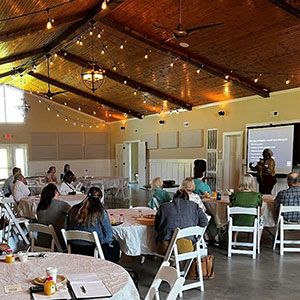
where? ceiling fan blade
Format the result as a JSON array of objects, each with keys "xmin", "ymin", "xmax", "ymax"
[
  {"xmin": 163, "ymin": 36, "xmax": 176, "ymax": 43},
  {"xmin": 186, "ymin": 22, "xmax": 223, "ymax": 35},
  {"xmin": 52, "ymin": 90, "xmax": 67, "ymax": 96},
  {"xmin": 153, "ymin": 23, "xmax": 173, "ymax": 32}
]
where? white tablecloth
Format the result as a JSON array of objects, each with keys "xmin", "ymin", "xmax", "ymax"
[
  {"xmin": 0, "ymin": 253, "xmax": 140, "ymax": 300},
  {"xmin": 18, "ymin": 194, "xmax": 86, "ymax": 219},
  {"xmin": 28, "ymin": 185, "xmax": 44, "ymax": 196},
  {"xmin": 79, "ymin": 176, "xmax": 122, "ymax": 190},
  {"xmin": 108, "ymin": 208, "xmax": 157, "ymax": 256}
]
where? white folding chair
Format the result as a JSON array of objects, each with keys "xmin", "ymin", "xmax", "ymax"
[
  {"xmin": 273, "ymin": 204, "xmax": 300, "ymax": 255},
  {"xmin": 0, "ymin": 196, "xmax": 30, "ymax": 245},
  {"xmin": 27, "ymin": 223, "xmax": 62, "ymax": 252},
  {"xmin": 152, "ymin": 197, "xmax": 160, "ymax": 209},
  {"xmin": 113, "ymin": 177, "xmax": 130, "ymax": 201},
  {"xmin": 227, "ymin": 206, "xmax": 260, "ymax": 259},
  {"xmin": 61, "ymin": 229, "xmax": 105, "ymax": 259},
  {"xmin": 163, "ymin": 226, "xmax": 207, "ymax": 296},
  {"xmin": 144, "ymin": 261, "xmax": 185, "ymax": 300}
]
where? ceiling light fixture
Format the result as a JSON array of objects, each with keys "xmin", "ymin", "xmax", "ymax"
[
  {"xmin": 46, "ymin": 9, "xmax": 54, "ymax": 29},
  {"xmin": 81, "ymin": 20, "xmax": 105, "ymax": 93},
  {"xmin": 179, "ymin": 42, "xmax": 189, "ymax": 48}
]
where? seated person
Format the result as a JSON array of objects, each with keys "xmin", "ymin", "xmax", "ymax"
[
  {"xmin": 193, "ymin": 167, "xmax": 212, "ymax": 195},
  {"xmin": 230, "ymin": 174, "xmax": 263, "ymax": 242},
  {"xmin": 182, "ymin": 177, "xmax": 219, "ymax": 244},
  {"xmin": 60, "ymin": 171, "xmax": 76, "ymax": 195},
  {"xmin": 155, "ymin": 189, "xmax": 208, "ymax": 255},
  {"xmin": 60, "ymin": 164, "xmax": 76, "ymax": 182},
  {"xmin": 0, "ymin": 243, "xmax": 10, "ymax": 253},
  {"xmin": 274, "ymin": 172, "xmax": 300, "ymax": 222},
  {"xmin": 45, "ymin": 166, "xmax": 57, "ymax": 183},
  {"xmin": 148, "ymin": 177, "xmax": 171, "ymax": 209},
  {"xmin": 182, "ymin": 177, "xmax": 206, "ymax": 212},
  {"xmin": 2, "ymin": 167, "xmax": 21, "ymax": 197},
  {"xmin": 67, "ymin": 187, "xmax": 120, "ymax": 263},
  {"xmin": 37, "ymin": 183, "xmax": 71, "ymax": 249},
  {"xmin": 12, "ymin": 174, "xmax": 30, "ymax": 203}
]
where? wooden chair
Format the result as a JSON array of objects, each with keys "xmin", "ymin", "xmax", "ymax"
[
  {"xmin": 0, "ymin": 196, "xmax": 30, "ymax": 245},
  {"xmin": 144, "ymin": 261, "xmax": 185, "ymax": 300},
  {"xmin": 61, "ymin": 229, "xmax": 105, "ymax": 259},
  {"xmin": 227, "ymin": 206, "xmax": 260, "ymax": 259},
  {"xmin": 163, "ymin": 226, "xmax": 208, "ymax": 296},
  {"xmin": 27, "ymin": 223, "xmax": 62, "ymax": 252},
  {"xmin": 273, "ymin": 204, "xmax": 300, "ymax": 255}
]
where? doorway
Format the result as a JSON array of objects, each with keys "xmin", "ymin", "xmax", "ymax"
[
  {"xmin": 0, "ymin": 144, "xmax": 28, "ymax": 178},
  {"xmin": 115, "ymin": 141, "xmax": 147, "ymax": 188},
  {"xmin": 222, "ymin": 132, "xmax": 243, "ymax": 191}
]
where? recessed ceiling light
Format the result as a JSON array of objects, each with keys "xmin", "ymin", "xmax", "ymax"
[{"xmin": 179, "ymin": 42, "xmax": 189, "ymax": 48}]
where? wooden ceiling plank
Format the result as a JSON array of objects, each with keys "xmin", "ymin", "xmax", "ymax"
[
  {"xmin": 100, "ymin": 17, "xmax": 270, "ymax": 98},
  {"xmin": 267, "ymin": 0, "xmax": 300, "ymax": 18},
  {"xmin": 0, "ymin": 48, "xmax": 45, "ymax": 66},
  {"xmin": 57, "ymin": 51, "xmax": 192, "ymax": 110},
  {"xmin": 28, "ymin": 71, "xmax": 143, "ymax": 119}
]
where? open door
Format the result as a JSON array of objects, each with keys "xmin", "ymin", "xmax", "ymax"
[
  {"xmin": 138, "ymin": 141, "xmax": 147, "ymax": 188},
  {"xmin": 122, "ymin": 143, "xmax": 130, "ymax": 179}
]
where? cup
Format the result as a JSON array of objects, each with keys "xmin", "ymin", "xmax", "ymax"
[
  {"xmin": 46, "ymin": 267, "xmax": 58, "ymax": 283},
  {"xmin": 18, "ymin": 251, "xmax": 28, "ymax": 262}
]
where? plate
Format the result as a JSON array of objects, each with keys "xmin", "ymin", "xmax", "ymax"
[
  {"xmin": 111, "ymin": 222, "xmax": 123, "ymax": 226},
  {"xmin": 32, "ymin": 275, "xmax": 66, "ymax": 286}
]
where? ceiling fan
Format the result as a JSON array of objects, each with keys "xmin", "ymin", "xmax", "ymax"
[
  {"xmin": 40, "ymin": 54, "xmax": 67, "ymax": 99},
  {"xmin": 153, "ymin": 0, "xmax": 223, "ymax": 44}
]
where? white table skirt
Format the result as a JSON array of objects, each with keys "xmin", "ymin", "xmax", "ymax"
[
  {"xmin": 18, "ymin": 194, "xmax": 86, "ymax": 219},
  {"xmin": 0, "ymin": 253, "xmax": 140, "ymax": 300},
  {"xmin": 108, "ymin": 208, "xmax": 157, "ymax": 256}
]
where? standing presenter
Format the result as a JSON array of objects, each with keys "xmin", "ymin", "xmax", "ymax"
[{"xmin": 249, "ymin": 148, "xmax": 276, "ymax": 194}]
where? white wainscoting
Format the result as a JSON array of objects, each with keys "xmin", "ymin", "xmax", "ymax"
[
  {"xmin": 28, "ymin": 159, "xmax": 113, "ymax": 177},
  {"xmin": 148, "ymin": 159, "xmax": 195, "ymax": 188}
]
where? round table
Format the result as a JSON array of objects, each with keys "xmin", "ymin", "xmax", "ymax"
[{"xmin": 0, "ymin": 253, "xmax": 140, "ymax": 300}]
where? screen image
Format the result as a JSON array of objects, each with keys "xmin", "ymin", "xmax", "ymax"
[{"xmin": 247, "ymin": 125, "xmax": 294, "ymax": 174}]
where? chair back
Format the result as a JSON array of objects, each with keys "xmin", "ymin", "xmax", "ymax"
[
  {"xmin": 279, "ymin": 205, "xmax": 300, "ymax": 214},
  {"xmin": 27, "ymin": 223, "xmax": 62, "ymax": 252},
  {"xmin": 144, "ymin": 261, "xmax": 185, "ymax": 300},
  {"xmin": 61, "ymin": 229, "xmax": 105, "ymax": 259},
  {"xmin": 152, "ymin": 197, "xmax": 160, "ymax": 209}
]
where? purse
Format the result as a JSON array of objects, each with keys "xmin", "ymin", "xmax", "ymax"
[{"xmin": 201, "ymin": 254, "xmax": 215, "ymax": 280}]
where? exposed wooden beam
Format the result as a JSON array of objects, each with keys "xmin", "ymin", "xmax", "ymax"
[
  {"xmin": 268, "ymin": 0, "xmax": 300, "ymax": 19},
  {"xmin": 28, "ymin": 71, "xmax": 143, "ymax": 119},
  {"xmin": 57, "ymin": 51, "xmax": 192, "ymax": 110},
  {"xmin": 100, "ymin": 17, "xmax": 270, "ymax": 98},
  {"xmin": 0, "ymin": 48, "xmax": 45, "ymax": 66}
]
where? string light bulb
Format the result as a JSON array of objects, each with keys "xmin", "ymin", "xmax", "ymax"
[
  {"xmin": 50, "ymin": 57, "xmax": 53, "ymax": 65},
  {"xmin": 73, "ymin": 122, "xmax": 76, "ymax": 126},
  {"xmin": 56, "ymin": 114, "xmax": 59, "ymax": 117},
  {"xmin": 65, "ymin": 118, "xmax": 68, "ymax": 122},
  {"xmin": 124, "ymin": 80, "xmax": 127, "ymax": 84},
  {"xmin": 225, "ymin": 74, "xmax": 229, "ymax": 80},
  {"xmin": 64, "ymin": 102, "xmax": 67, "ymax": 106},
  {"xmin": 170, "ymin": 60, "xmax": 174, "ymax": 67},
  {"xmin": 47, "ymin": 107, "xmax": 50, "ymax": 111},
  {"xmin": 93, "ymin": 111, "xmax": 96, "ymax": 115},
  {"xmin": 254, "ymin": 77, "xmax": 259, "ymax": 83},
  {"xmin": 89, "ymin": 29, "xmax": 93, "ymax": 36},
  {"xmin": 144, "ymin": 50, "xmax": 149, "ymax": 60},
  {"xmin": 196, "ymin": 68, "xmax": 201, "ymax": 74},
  {"xmin": 46, "ymin": 10, "xmax": 54, "ymax": 30},
  {"xmin": 133, "ymin": 90, "xmax": 137, "ymax": 95},
  {"xmin": 113, "ymin": 65, "xmax": 117, "ymax": 71},
  {"xmin": 286, "ymin": 78, "xmax": 290, "ymax": 85},
  {"xmin": 120, "ymin": 41, "xmax": 124, "ymax": 49},
  {"xmin": 97, "ymin": 33, "xmax": 101, "ymax": 39},
  {"xmin": 101, "ymin": 0, "xmax": 108, "ymax": 10},
  {"xmin": 101, "ymin": 48, "xmax": 105, "ymax": 55}
]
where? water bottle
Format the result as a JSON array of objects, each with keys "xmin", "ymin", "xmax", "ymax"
[{"xmin": 217, "ymin": 191, "xmax": 222, "ymax": 200}]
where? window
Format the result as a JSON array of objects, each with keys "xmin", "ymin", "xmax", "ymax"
[{"xmin": 0, "ymin": 84, "xmax": 25, "ymax": 123}]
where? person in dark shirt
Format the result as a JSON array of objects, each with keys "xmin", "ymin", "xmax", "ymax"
[{"xmin": 155, "ymin": 189, "xmax": 208, "ymax": 255}]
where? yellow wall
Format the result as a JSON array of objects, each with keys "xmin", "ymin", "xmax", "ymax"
[
  {"xmin": 0, "ymin": 92, "xmax": 109, "ymax": 160},
  {"xmin": 109, "ymin": 88, "xmax": 300, "ymax": 160}
]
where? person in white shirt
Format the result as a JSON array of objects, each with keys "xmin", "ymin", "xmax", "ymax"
[
  {"xmin": 60, "ymin": 171, "xmax": 76, "ymax": 195},
  {"xmin": 2, "ymin": 167, "xmax": 21, "ymax": 197},
  {"xmin": 12, "ymin": 174, "xmax": 30, "ymax": 203}
]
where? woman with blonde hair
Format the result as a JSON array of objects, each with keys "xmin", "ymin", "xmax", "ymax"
[
  {"xmin": 148, "ymin": 177, "xmax": 171, "ymax": 209},
  {"xmin": 230, "ymin": 174, "xmax": 263, "ymax": 242},
  {"xmin": 67, "ymin": 187, "xmax": 120, "ymax": 263}
]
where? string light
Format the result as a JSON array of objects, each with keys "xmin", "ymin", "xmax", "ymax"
[
  {"xmin": 120, "ymin": 41, "xmax": 124, "ymax": 50},
  {"xmin": 50, "ymin": 57, "xmax": 53, "ymax": 65},
  {"xmin": 254, "ymin": 76, "xmax": 259, "ymax": 83},
  {"xmin": 89, "ymin": 29, "xmax": 93, "ymax": 36},
  {"xmin": 101, "ymin": 0, "xmax": 108, "ymax": 10},
  {"xmin": 144, "ymin": 50, "xmax": 149, "ymax": 60},
  {"xmin": 54, "ymin": 53, "xmax": 57, "ymax": 58},
  {"xmin": 196, "ymin": 68, "xmax": 201, "ymax": 74},
  {"xmin": 93, "ymin": 111, "xmax": 96, "ymax": 115},
  {"xmin": 225, "ymin": 74, "xmax": 229, "ymax": 80},
  {"xmin": 78, "ymin": 107, "xmax": 81, "ymax": 111},
  {"xmin": 113, "ymin": 66, "xmax": 117, "ymax": 71},
  {"xmin": 133, "ymin": 90, "xmax": 137, "ymax": 95},
  {"xmin": 101, "ymin": 48, "xmax": 105, "ymax": 55},
  {"xmin": 286, "ymin": 78, "xmax": 290, "ymax": 85},
  {"xmin": 47, "ymin": 107, "xmax": 50, "ymax": 111},
  {"xmin": 73, "ymin": 122, "xmax": 76, "ymax": 125},
  {"xmin": 81, "ymin": 124, "xmax": 84, "ymax": 127},
  {"xmin": 108, "ymin": 113, "xmax": 111, "ymax": 117},
  {"xmin": 124, "ymin": 113, "xmax": 128, "ymax": 118},
  {"xmin": 33, "ymin": 64, "xmax": 37, "ymax": 73},
  {"xmin": 97, "ymin": 32, "xmax": 101, "ymax": 39},
  {"xmin": 124, "ymin": 80, "xmax": 127, "ymax": 84},
  {"xmin": 170, "ymin": 60, "xmax": 174, "ymax": 67},
  {"xmin": 64, "ymin": 102, "xmax": 67, "ymax": 106},
  {"xmin": 65, "ymin": 118, "xmax": 68, "ymax": 122}
]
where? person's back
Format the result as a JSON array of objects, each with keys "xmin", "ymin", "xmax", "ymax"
[
  {"xmin": 275, "ymin": 172, "xmax": 300, "ymax": 221},
  {"xmin": 148, "ymin": 188, "xmax": 171, "ymax": 208},
  {"xmin": 155, "ymin": 197, "xmax": 208, "ymax": 242},
  {"xmin": 194, "ymin": 178, "xmax": 212, "ymax": 195},
  {"xmin": 37, "ymin": 199, "xmax": 71, "ymax": 247}
]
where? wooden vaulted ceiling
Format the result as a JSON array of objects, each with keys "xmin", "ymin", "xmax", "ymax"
[{"xmin": 1, "ymin": 0, "xmax": 300, "ymax": 122}]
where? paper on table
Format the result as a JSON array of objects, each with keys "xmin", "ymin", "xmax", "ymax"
[
  {"xmin": 32, "ymin": 289, "xmax": 71, "ymax": 300},
  {"xmin": 68, "ymin": 273, "xmax": 112, "ymax": 299}
]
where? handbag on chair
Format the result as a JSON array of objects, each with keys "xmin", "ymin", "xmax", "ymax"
[{"xmin": 187, "ymin": 254, "xmax": 215, "ymax": 280}]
